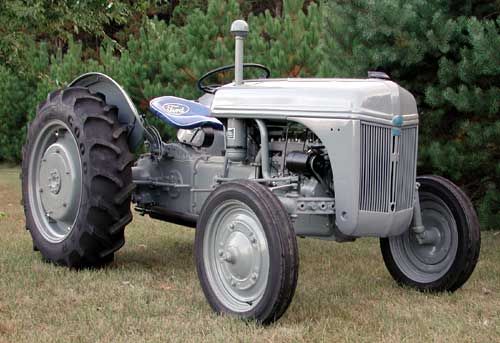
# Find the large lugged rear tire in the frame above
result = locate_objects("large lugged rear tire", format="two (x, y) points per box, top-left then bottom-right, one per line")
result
(380, 175), (480, 292)
(21, 87), (135, 268)
(195, 180), (299, 324)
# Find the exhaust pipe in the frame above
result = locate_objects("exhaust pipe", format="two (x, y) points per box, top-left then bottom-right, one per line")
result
(226, 20), (250, 163)
(230, 19), (249, 85)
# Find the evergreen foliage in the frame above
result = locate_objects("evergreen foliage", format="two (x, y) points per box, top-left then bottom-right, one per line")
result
(323, 0), (499, 229)
(0, 0), (497, 228)
(0, 1), (161, 68)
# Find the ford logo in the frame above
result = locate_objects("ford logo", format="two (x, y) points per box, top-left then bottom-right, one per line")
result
(163, 103), (190, 116)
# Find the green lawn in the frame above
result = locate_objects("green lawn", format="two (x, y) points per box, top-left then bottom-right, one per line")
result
(0, 166), (498, 342)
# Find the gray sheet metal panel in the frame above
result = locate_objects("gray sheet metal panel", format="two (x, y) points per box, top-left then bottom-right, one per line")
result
(290, 117), (362, 236)
(69, 72), (145, 151)
(211, 78), (418, 126)
(192, 156), (255, 214)
(357, 208), (413, 237)
(292, 214), (335, 237)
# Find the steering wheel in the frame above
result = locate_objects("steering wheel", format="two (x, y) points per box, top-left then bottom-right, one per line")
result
(197, 63), (271, 94)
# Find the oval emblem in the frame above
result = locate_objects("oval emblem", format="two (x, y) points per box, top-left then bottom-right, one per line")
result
(392, 115), (404, 127)
(163, 103), (190, 116)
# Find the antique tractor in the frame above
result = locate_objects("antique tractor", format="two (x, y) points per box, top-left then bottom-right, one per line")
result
(22, 20), (480, 324)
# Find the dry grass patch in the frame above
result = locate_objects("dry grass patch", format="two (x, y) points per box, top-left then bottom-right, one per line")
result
(0, 166), (498, 342)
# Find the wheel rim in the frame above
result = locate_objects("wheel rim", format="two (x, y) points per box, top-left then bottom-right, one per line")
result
(28, 120), (82, 243)
(388, 192), (458, 283)
(203, 200), (270, 312)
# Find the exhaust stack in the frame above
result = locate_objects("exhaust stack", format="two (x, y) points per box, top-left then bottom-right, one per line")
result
(226, 19), (250, 163)
(230, 19), (249, 86)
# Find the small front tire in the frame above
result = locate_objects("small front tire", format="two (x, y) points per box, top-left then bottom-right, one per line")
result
(380, 175), (480, 292)
(195, 180), (299, 324)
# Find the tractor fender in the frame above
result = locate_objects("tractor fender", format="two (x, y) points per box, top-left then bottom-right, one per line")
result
(69, 72), (145, 151)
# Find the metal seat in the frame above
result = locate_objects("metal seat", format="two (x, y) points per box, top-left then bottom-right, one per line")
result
(149, 96), (223, 129)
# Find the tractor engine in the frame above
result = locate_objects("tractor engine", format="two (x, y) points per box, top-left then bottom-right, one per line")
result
(132, 120), (346, 240)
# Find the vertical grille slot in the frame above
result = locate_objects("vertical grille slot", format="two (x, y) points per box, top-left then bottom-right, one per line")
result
(360, 123), (392, 212)
(396, 126), (418, 210)
(359, 122), (417, 212)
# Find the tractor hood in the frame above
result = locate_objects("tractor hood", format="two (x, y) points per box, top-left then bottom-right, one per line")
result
(211, 78), (418, 126)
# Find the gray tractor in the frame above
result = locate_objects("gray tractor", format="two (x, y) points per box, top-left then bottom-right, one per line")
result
(22, 20), (480, 324)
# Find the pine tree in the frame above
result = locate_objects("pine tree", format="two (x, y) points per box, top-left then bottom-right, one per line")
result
(97, 0), (324, 127)
(323, 0), (500, 229)
(247, 0), (324, 77)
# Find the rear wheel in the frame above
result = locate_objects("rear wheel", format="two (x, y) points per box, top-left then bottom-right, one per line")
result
(195, 180), (299, 324)
(21, 87), (135, 267)
(380, 175), (480, 292)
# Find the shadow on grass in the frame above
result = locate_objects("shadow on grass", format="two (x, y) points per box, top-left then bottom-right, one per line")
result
(114, 239), (195, 273)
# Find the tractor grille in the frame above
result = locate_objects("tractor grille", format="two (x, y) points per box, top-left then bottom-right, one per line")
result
(359, 122), (418, 212)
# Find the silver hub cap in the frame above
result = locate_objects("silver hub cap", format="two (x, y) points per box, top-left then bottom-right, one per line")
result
(389, 192), (458, 283)
(28, 120), (82, 243)
(204, 200), (270, 312)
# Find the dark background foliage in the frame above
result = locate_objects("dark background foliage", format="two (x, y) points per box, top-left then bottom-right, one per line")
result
(0, 0), (498, 229)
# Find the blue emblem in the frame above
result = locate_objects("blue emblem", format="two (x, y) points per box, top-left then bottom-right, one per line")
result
(392, 115), (404, 127)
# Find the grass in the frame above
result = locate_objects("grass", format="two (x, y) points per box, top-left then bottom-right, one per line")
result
(0, 166), (499, 343)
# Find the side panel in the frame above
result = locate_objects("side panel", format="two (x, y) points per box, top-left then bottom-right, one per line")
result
(69, 72), (145, 151)
(291, 118), (362, 236)
(292, 116), (416, 237)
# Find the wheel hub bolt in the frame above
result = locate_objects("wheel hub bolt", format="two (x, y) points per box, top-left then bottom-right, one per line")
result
(229, 223), (235, 230)
(251, 273), (258, 281)
(223, 251), (235, 264)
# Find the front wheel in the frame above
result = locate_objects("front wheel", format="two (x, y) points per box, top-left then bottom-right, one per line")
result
(380, 175), (480, 292)
(195, 180), (299, 324)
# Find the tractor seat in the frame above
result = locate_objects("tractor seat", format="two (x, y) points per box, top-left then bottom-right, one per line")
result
(149, 96), (223, 129)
